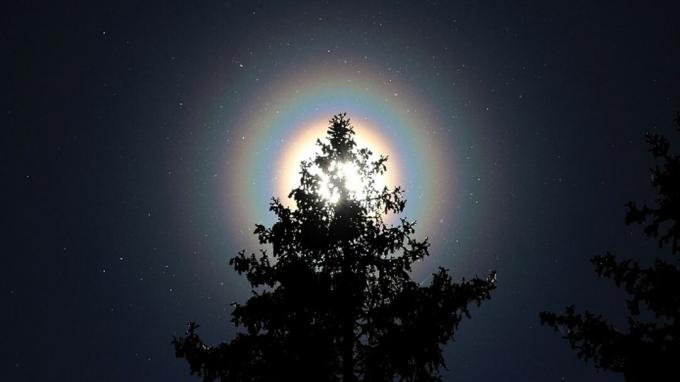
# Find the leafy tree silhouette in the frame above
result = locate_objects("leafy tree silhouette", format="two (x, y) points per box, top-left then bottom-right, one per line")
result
(540, 113), (680, 381)
(173, 113), (496, 381)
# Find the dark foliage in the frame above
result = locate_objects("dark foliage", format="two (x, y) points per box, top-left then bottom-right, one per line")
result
(540, 113), (680, 381)
(174, 114), (496, 381)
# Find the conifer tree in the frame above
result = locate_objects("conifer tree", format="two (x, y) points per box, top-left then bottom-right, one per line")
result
(540, 114), (680, 381)
(174, 113), (496, 381)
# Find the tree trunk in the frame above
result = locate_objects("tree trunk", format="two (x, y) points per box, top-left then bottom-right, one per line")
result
(341, 247), (355, 382)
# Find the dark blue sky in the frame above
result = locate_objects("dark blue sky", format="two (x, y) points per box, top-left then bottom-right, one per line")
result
(4, 1), (680, 381)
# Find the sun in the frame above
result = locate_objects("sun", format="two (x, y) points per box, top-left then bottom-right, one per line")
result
(276, 118), (398, 206)
(313, 160), (365, 204)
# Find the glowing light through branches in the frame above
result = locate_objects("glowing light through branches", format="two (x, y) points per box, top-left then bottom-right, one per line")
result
(312, 160), (379, 204)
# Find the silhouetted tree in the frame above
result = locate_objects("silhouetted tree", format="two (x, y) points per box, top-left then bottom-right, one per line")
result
(174, 113), (496, 381)
(540, 113), (680, 381)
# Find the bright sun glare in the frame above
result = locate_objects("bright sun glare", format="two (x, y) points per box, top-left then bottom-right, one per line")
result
(276, 119), (397, 207)
(313, 160), (365, 204)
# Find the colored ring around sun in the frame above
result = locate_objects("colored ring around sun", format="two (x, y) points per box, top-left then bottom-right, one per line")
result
(224, 67), (453, 249)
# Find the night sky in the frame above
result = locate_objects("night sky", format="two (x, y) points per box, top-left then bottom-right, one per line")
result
(5, 1), (680, 381)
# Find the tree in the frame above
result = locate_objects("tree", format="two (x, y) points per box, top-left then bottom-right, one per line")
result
(540, 113), (680, 381)
(174, 113), (496, 381)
